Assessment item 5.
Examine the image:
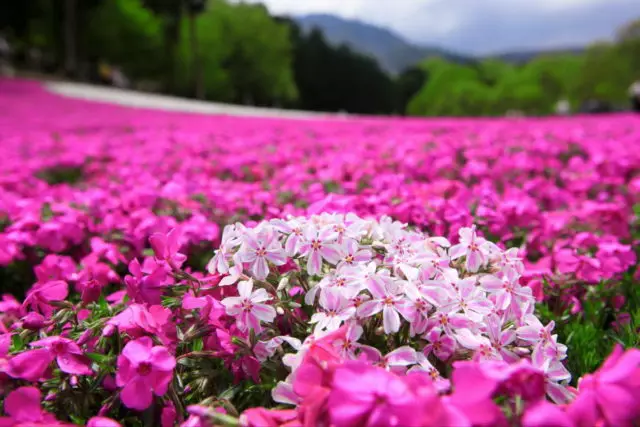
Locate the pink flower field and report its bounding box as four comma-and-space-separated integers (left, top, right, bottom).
0, 78, 639, 427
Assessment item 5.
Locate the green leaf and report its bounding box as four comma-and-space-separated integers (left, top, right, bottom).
11, 334, 25, 352
86, 352, 111, 363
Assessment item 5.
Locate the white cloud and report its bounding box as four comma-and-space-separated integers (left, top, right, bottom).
237, 0, 640, 54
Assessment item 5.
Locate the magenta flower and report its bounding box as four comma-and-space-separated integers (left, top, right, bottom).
327, 361, 423, 427
0, 387, 66, 426
22, 280, 68, 317
149, 228, 187, 270
29, 336, 93, 375
423, 327, 456, 361
124, 258, 168, 305
442, 361, 504, 426
87, 417, 121, 427
522, 400, 573, 427
567, 344, 640, 426
6, 348, 53, 381
116, 337, 176, 411
237, 229, 286, 280
221, 279, 276, 332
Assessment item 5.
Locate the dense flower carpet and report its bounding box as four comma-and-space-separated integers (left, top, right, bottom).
0, 79, 639, 426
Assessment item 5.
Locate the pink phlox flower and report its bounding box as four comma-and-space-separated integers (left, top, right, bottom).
149, 228, 187, 270
423, 327, 456, 361
182, 405, 234, 427
90, 236, 126, 266
357, 275, 405, 334
498, 247, 525, 274
449, 226, 494, 272
34, 254, 76, 284
207, 224, 242, 275
440, 269, 493, 322
531, 345, 573, 404
481, 359, 546, 402
221, 279, 276, 332
237, 228, 287, 280
115, 336, 176, 410
271, 217, 306, 257
0, 294, 23, 319
87, 417, 121, 427
29, 336, 92, 375
336, 238, 371, 268
485, 314, 518, 362
0, 386, 66, 426
408, 352, 451, 392
522, 400, 574, 427
5, 348, 52, 381
455, 328, 501, 361
240, 408, 300, 427
410, 244, 451, 278
480, 266, 533, 311
442, 361, 505, 427
567, 344, 640, 427
517, 314, 566, 359
124, 258, 168, 305
358, 345, 417, 373
23, 280, 68, 317
396, 281, 441, 335
327, 360, 424, 427
182, 293, 226, 326
106, 304, 176, 347
299, 224, 341, 276
429, 310, 474, 338
310, 288, 356, 332
254, 336, 302, 362
333, 323, 363, 359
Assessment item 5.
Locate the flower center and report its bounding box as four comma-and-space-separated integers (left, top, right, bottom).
311, 240, 322, 250
52, 342, 65, 354
256, 248, 267, 257
242, 299, 253, 312
137, 361, 152, 376
344, 254, 354, 263
429, 369, 439, 380
383, 296, 395, 306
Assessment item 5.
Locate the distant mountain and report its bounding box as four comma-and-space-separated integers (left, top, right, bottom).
294, 14, 589, 74
490, 47, 586, 63
294, 14, 468, 75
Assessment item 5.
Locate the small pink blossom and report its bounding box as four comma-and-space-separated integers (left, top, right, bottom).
116, 337, 176, 410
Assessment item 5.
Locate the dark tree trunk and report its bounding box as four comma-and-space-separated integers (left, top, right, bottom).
188, 12, 204, 99
64, 0, 77, 76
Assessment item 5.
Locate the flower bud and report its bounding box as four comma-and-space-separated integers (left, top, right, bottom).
77, 329, 94, 346
102, 324, 116, 337
22, 312, 46, 330
277, 277, 289, 291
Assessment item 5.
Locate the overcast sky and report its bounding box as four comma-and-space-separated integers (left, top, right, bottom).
244, 0, 640, 55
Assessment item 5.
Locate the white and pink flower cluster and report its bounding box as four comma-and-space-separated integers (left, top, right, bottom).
208, 213, 572, 404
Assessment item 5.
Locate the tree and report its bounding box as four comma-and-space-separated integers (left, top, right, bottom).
186, 0, 206, 99
141, 0, 184, 91
86, 0, 164, 80
395, 66, 427, 115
